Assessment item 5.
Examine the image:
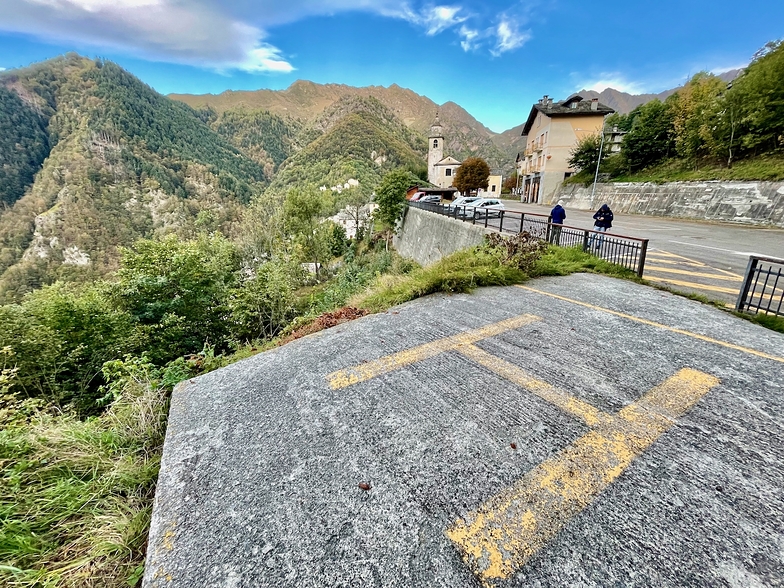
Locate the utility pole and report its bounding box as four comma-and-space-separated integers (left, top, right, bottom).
590, 117, 607, 201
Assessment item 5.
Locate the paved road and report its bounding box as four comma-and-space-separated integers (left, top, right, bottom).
504, 201, 784, 304
145, 275, 784, 587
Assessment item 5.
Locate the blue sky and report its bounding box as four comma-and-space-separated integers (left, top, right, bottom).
0, 0, 781, 132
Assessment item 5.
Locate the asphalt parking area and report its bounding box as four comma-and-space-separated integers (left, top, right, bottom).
144, 274, 784, 588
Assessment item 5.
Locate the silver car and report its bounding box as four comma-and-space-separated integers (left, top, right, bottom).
464, 198, 505, 218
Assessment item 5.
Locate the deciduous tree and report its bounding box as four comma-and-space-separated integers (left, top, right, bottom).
453, 157, 490, 196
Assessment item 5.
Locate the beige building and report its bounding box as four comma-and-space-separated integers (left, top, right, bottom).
517, 95, 614, 204
477, 174, 502, 198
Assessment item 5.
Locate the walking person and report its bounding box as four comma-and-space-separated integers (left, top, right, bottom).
588, 204, 613, 251
549, 200, 566, 245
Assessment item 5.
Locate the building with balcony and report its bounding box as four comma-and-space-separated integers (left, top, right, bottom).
517, 95, 614, 204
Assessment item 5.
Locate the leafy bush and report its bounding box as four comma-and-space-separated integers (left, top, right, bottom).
0, 282, 134, 411
228, 256, 305, 342
115, 233, 240, 363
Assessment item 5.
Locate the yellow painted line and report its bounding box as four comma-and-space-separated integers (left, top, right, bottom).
643, 257, 705, 267
446, 369, 720, 586
647, 250, 689, 260
647, 276, 741, 295
645, 265, 743, 282
457, 344, 613, 427
516, 285, 784, 364
326, 314, 541, 389
651, 250, 741, 278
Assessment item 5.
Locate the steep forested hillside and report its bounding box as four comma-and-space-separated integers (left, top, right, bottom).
266, 96, 427, 196
172, 81, 516, 174
0, 85, 50, 207
0, 55, 268, 303
210, 107, 302, 177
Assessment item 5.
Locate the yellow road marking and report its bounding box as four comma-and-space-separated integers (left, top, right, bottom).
646, 276, 741, 295
647, 250, 684, 259
650, 250, 741, 278
516, 285, 784, 364
645, 265, 743, 282
446, 369, 720, 586
457, 344, 612, 427
326, 314, 541, 389
644, 257, 705, 267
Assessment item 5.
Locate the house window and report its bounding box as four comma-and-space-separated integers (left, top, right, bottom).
491, 185, 496, 192
570, 102, 577, 109
445, 168, 452, 177
433, 139, 438, 148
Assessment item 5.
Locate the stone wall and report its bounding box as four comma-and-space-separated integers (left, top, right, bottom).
554, 181, 784, 227
393, 206, 492, 266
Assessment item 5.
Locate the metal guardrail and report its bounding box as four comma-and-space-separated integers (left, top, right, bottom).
409, 201, 649, 277
736, 255, 784, 317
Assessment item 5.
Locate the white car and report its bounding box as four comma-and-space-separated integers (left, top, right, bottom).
447, 196, 481, 212
418, 194, 442, 204
464, 198, 505, 218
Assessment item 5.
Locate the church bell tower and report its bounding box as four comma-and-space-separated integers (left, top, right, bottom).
427, 113, 444, 184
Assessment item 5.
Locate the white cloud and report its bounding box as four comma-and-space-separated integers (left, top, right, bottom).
243, 45, 295, 73
421, 5, 467, 35
491, 18, 529, 55
459, 25, 480, 52
0, 0, 532, 71
381, 4, 467, 36
0, 0, 296, 73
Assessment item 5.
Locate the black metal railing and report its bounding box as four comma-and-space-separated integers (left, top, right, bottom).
409, 200, 649, 277
736, 255, 784, 317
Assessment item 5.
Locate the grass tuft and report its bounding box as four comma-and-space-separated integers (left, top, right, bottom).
531, 246, 640, 280
0, 374, 169, 587
351, 248, 528, 312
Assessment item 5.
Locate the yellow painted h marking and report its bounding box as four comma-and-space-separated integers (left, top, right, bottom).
446, 368, 719, 586
325, 314, 721, 587
327, 314, 542, 389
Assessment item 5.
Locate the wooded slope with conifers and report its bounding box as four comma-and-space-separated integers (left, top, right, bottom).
0, 56, 430, 303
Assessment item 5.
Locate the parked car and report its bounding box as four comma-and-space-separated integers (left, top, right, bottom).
464, 198, 505, 218
409, 192, 426, 201
447, 196, 481, 213
419, 194, 442, 204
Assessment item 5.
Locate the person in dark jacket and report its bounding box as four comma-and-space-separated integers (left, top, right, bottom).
589, 204, 613, 250
549, 200, 566, 244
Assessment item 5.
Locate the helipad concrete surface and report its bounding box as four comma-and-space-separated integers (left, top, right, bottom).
144, 274, 784, 588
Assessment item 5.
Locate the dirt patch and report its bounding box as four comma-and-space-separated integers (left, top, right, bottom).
279, 307, 369, 345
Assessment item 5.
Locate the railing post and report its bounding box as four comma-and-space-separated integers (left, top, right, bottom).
637, 239, 649, 278
545, 221, 552, 243
736, 256, 759, 312
499, 210, 505, 233
582, 230, 590, 252
519, 213, 525, 234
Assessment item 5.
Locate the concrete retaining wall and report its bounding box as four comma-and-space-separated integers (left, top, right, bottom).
554, 181, 784, 227
393, 206, 492, 266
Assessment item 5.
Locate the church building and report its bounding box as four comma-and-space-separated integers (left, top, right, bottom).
427, 115, 462, 189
